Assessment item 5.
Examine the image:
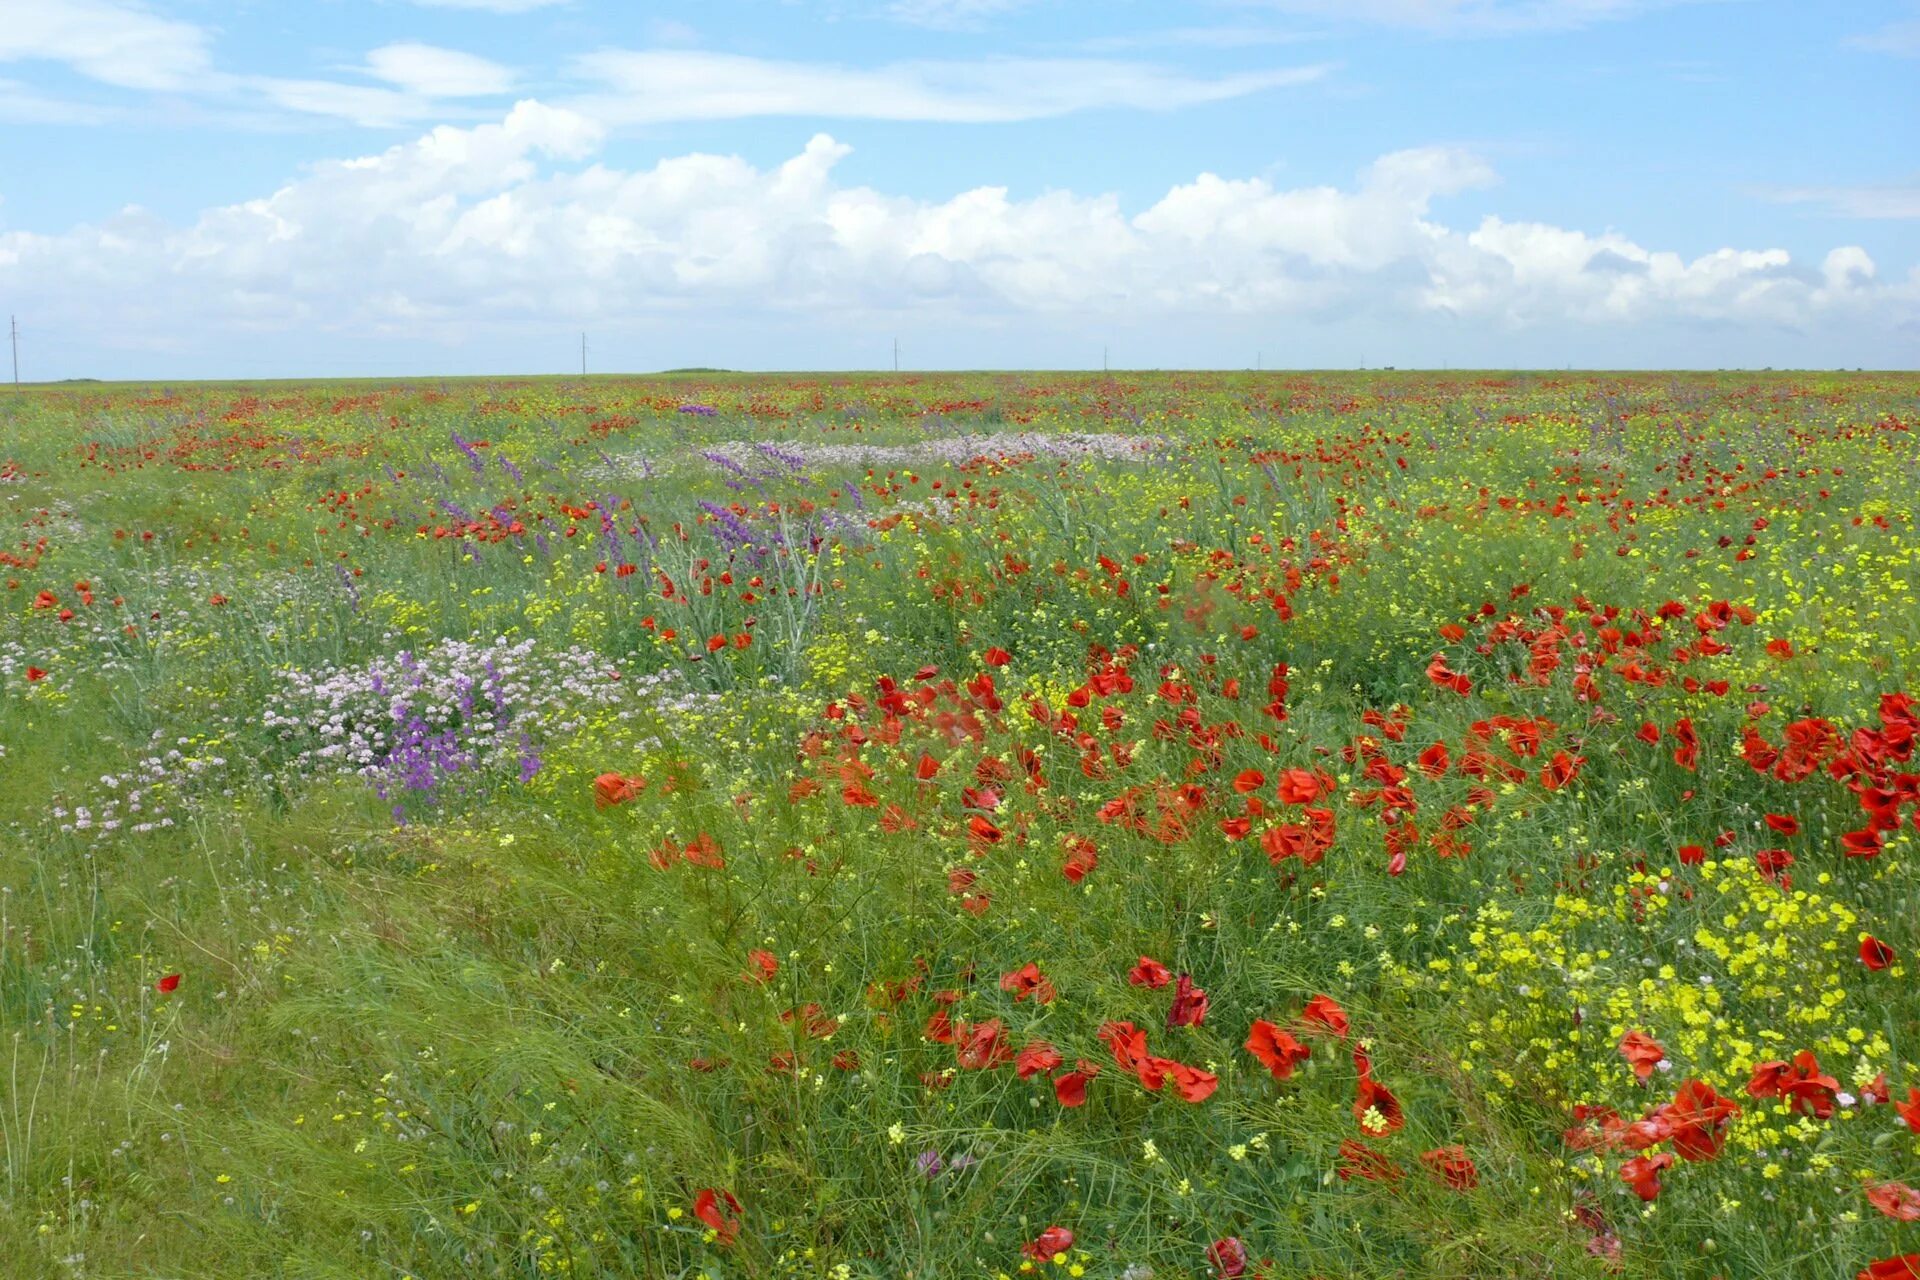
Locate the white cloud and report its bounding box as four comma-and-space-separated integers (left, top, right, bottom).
1845, 16, 1920, 55
1756, 179, 1920, 220
0, 0, 211, 90
364, 43, 518, 97
886, 0, 1034, 29
571, 50, 1331, 123
1240, 0, 1702, 34
0, 105, 1910, 364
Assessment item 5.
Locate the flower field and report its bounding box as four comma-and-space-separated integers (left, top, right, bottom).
3, 370, 1919, 1279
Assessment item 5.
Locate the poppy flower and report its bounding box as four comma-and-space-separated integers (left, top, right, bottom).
1670, 718, 1699, 770
1098, 1020, 1155, 1078
155, 973, 181, 994
1052, 1062, 1099, 1107
1354, 1077, 1404, 1136
1420, 1146, 1478, 1191
999, 962, 1056, 1004
1619, 1152, 1674, 1201
1245, 1019, 1310, 1080
1299, 995, 1349, 1038
743, 949, 778, 984
25, 666, 46, 682
1895, 1087, 1920, 1132
1232, 769, 1266, 793
1617, 1031, 1666, 1083
1862, 935, 1897, 971
954, 1019, 1014, 1070
1129, 957, 1172, 989
1868, 1183, 1920, 1223
1540, 751, 1584, 791
592, 772, 645, 808
1157, 1058, 1219, 1103
1336, 1138, 1401, 1182
1167, 973, 1209, 1028
1764, 812, 1799, 835
1061, 834, 1098, 882
1274, 768, 1325, 805
1665, 1078, 1740, 1160
1015, 1040, 1063, 1079
1859, 1256, 1920, 1280
1023, 1225, 1075, 1262
1426, 654, 1472, 696
982, 646, 1012, 668
1417, 742, 1450, 779
1677, 843, 1706, 866
692, 1188, 741, 1246
1207, 1237, 1249, 1278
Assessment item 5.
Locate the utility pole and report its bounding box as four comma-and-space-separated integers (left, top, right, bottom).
10, 316, 17, 389
1102, 345, 1108, 373
581, 332, 587, 378
1257, 350, 1262, 372
893, 337, 898, 373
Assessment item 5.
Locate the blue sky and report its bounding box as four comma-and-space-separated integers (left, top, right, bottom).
0, 0, 1915, 377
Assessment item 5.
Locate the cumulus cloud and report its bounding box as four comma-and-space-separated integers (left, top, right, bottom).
570, 50, 1331, 124
0, 103, 1910, 360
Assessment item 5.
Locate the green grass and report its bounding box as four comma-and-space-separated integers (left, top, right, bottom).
1, 371, 1918, 1279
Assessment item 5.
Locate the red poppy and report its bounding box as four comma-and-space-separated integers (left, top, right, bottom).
1099, 1020, 1155, 1078
1862, 935, 1897, 971
1053, 1062, 1099, 1106
1617, 1031, 1666, 1084
1232, 768, 1266, 793
1336, 1137, 1401, 1182
1540, 751, 1584, 791
1167, 973, 1209, 1028
1299, 994, 1349, 1038
982, 646, 1012, 668
1420, 1146, 1478, 1191
155, 973, 181, 994
1417, 742, 1450, 779
1245, 1019, 1311, 1080
1207, 1237, 1249, 1278
25, 666, 46, 682
1677, 843, 1706, 866
1061, 834, 1099, 882
1619, 1152, 1674, 1201
1665, 1078, 1741, 1160
1426, 654, 1472, 696
1354, 1076, 1405, 1136
1023, 1226, 1074, 1262
692, 1188, 742, 1246
1868, 1183, 1920, 1223
1000, 962, 1057, 1004
1764, 812, 1799, 835
1896, 1087, 1920, 1132
592, 772, 645, 808
1016, 1040, 1064, 1079
1859, 1256, 1920, 1280
954, 1018, 1013, 1070
1274, 768, 1325, 805
1670, 718, 1699, 770
1157, 1057, 1219, 1103
743, 950, 778, 984
1744, 1050, 1838, 1118
1129, 956, 1172, 988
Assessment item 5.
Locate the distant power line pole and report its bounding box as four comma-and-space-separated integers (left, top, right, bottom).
893, 337, 899, 372
10, 316, 17, 389
1103, 345, 1108, 373
581, 333, 587, 378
